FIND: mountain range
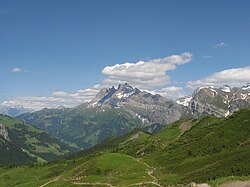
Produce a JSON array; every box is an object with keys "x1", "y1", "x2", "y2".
[
  {"x1": 177, "y1": 83, "x2": 250, "y2": 117},
  {"x1": 0, "y1": 83, "x2": 249, "y2": 186},
  {"x1": 17, "y1": 83, "x2": 250, "y2": 150}
]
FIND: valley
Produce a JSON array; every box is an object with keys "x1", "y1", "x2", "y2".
[{"x1": 0, "y1": 108, "x2": 249, "y2": 186}]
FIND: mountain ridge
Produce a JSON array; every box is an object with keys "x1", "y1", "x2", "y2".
[
  {"x1": 0, "y1": 114, "x2": 75, "y2": 166},
  {"x1": 17, "y1": 83, "x2": 250, "y2": 150}
]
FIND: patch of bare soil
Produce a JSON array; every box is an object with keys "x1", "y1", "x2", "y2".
[{"x1": 219, "y1": 180, "x2": 250, "y2": 187}]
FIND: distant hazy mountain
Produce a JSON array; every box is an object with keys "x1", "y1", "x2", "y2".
[{"x1": 0, "y1": 105, "x2": 33, "y2": 117}]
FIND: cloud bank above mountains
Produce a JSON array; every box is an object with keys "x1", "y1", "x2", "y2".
[
  {"x1": 2, "y1": 52, "x2": 250, "y2": 110},
  {"x1": 2, "y1": 52, "x2": 192, "y2": 110},
  {"x1": 102, "y1": 52, "x2": 192, "y2": 89},
  {"x1": 187, "y1": 66, "x2": 250, "y2": 88}
]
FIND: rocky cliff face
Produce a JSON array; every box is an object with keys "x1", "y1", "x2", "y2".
[
  {"x1": 0, "y1": 123, "x2": 10, "y2": 141},
  {"x1": 177, "y1": 84, "x2": 250, "y2": 117},
  {"x1": 88, "y1": 83, "x2": 188, "y2": 124}
]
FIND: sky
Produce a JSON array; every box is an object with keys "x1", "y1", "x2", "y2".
[{"x1": 0, "y1": 0, "x2": 250, "y2": 110}]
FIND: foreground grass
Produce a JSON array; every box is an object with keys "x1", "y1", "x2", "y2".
[{"x1": 0, "y1": 153, "x2": 153, "y2": 187}]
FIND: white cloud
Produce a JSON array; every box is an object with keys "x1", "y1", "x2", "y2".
[
  {"x1": 11, "y1": 67, "x2": 23, "y2": 73},
  {"x1": 148, "y1": 86, "x2": 185, "y2": 99},
  {"x1": 187, "y1": 66, "x2": 250, "y2": 89},
  {"x1": 1, "y1": 97, "x2": 68, "y2": 111},
  {"x1": 1, "y1": 85, "x2": 101, "y2": 110},
  {"x1": 215, "y1": 42, "x2": 226, "y2": 48},
  {"x1": 52, "y1": 86, "x2": 100, "y2": 102},
  {"x1": 102, "y1": 52, "x2": 192, "y2": 89}
]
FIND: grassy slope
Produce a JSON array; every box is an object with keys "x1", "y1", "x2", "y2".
[
  {"x1": 0, "y1": 115, "x2": 74, "y2": 166},
  {"x1": 17, "y1": 107, "x2": 143, "y2": 149},
  {"x1": 0, "y1": 153, "x2": 152, "y2": 187},
  {"x1": 140, "y1": 110, "x2": 250, "y2": 185},
  {"x1": 0, "y1": 109, "x2": 250, "y2": 186}
]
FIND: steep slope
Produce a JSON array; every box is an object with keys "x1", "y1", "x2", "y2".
[
  {"x1": 17, "y1": 83, "x2": 250, "y2": 151},
  {"x1": 88, "y1": 83, "x2": 188, "y2": 124},
  {"x1": 0, "y1": 115, "x2": 73, "y2": 166},
  {"x1": 18, "y1": 107, "x2": 143, "y2": 149},
  {"x1": 68, "y1": 109, "x2": 250, "y2": 185},
  {"x1": 177, "y1": 84, "x2": 250, "y2": 118},
  {"x1": 17, "y1": 83, "x2": 187, "y2": 150},
  {"x1": 143, "y1": 109, "x2": 250, "y2": 184}
]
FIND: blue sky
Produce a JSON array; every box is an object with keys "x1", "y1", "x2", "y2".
[{"x1": 0, "y1": 0, "x2": 250, "y2": 109}]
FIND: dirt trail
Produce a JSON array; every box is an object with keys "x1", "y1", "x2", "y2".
[
  {"x1": 135, "y1": 159, "x2": 163, "y2": 187},
  {"x1": 39, "y1": 177, "x2": 60, "y2": 187},
  {"x1": 72, "y1": 181, "x2": 115, "y2": 186},
  {"x1": 127, "y1": 181, "x2": 163, "y2": 186},
  {"x1": 218, "y1": 180, "x2": 250, "y2": 187},
  {"x1": 39, "y1": 158, "x2": 164, "y2": 187},
  {"x1": 70, "y1": 159, "x2": 162, "y2": 187}
]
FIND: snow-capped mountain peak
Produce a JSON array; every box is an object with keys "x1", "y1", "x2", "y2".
[
  {"x1": 115, "y1": 83, "x2": 140, "y2": 99},
  {"x1": 117, "y1": 82, "x2": 134, "y2": 92},
  {"x1": 86, "y1": 83, "x2": 187, "y2": 124},
  {"x1": 242, "y1": 83, "x2": 250, "y2": 91},
  {"x1": 219, "y1": 85, "x2": 231, "y2": 93}
]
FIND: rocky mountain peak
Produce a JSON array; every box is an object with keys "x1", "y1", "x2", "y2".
[
  {"x1": 188, "y1": 84, "x2": 250, "y2": 118},
  {"x1": 242, "y1": 83, "x2": 250, "y2": 91},
  {"x1": 86, "y1": 83, "x2": 187, "y2": 124},
  {"x1": 117, "y1": 82, "x2": 133, "y2": 91},
  {"x1": 219, "y1": 85, "x2": 231, "y2": 93},
  {"x1": 115, "y1": 83, "x2": 141, "y2": 99},
  {"x1": 91, "y1": 86, "x2": 116, "y2": 104},
  {"x1": 89, "y1": 83, "x2": 141, "y2": 107}
]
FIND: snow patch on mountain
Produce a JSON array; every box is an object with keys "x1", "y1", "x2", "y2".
[
  {"x1": 220, "y1": 85, "x2": 231, "y2": 93},
  {"x1": 87, "y1": 102, "x2": 99, "y2": 108},
  {"x1": 210, "y1": 88, "x2": 218, "y2": 95},
  {"x1": 241, "y1": 93, "x2": 247, "y2": 100},
  {"x1": 116, "y1": 91, "x2": 134, "y2": 99},
  {"x1": 176, "y1": 96, "x2": 192, "y2": 107},
  {"x1": 242, "y1": 83, "x2": 250, "y2": 91},
  {"x1": 136, "y1": 113, "x2": 149, "y2": 123},
  {"x1": 224, "y1": 110, "x2": 230, "y2": 117}
]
